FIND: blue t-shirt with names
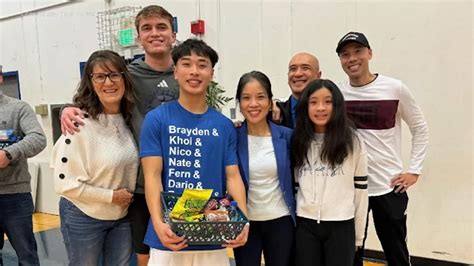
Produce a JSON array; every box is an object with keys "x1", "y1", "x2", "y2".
[{"x1": 139, "y1": 100, "x2": 238, "y2": 250}]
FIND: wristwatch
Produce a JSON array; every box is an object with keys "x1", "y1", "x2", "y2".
[{"x1": 3, "y1": 150, "x2": 12, "y2": 161}]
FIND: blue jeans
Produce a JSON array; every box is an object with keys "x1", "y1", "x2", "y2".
[
  {"x1": 0, "y1": 193, "x2": 39, "y2": 266},
  {"x1": 59, "y1": 197, "x2": 132, "y2": 266}
]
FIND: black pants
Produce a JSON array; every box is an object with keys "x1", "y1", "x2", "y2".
[
  {"x1": 128, "y1": 193, "x2": 150, "y2": 254},
  {"x1": 295, "y1": 217, "x2": 355, "y2": 266},
  {"x1": 354, "y1": 190, "x2": 410, "y2": 266},
  {"x1": 234, "y1": 215, "x2": 295, "y2": 266}
]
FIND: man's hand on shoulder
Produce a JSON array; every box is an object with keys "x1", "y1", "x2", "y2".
[
  {"x1": 272, "y1": 99, "x2": 282, "y2": 123},
  {"x1": 60, "y1": 107, "x2": 85, "y2": 135}
]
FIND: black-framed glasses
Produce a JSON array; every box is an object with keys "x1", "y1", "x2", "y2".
[{"x1": 90, "y1": 72, "x2": 123, "y2": 83}]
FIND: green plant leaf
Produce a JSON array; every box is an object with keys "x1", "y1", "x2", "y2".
[{"x1": 206, "y1": 80, "x2": 233, "y2": 110}]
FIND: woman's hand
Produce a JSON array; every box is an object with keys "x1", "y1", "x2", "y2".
[{"x1": 112, "y1": 188, "x2": 133, "y2": 207}]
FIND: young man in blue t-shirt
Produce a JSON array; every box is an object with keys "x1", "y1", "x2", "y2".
[{"x1": 140, "y1": 38, "x2": 249, "y2": 266}]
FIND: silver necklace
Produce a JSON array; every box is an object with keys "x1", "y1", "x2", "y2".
[
  {"x1": 111, "y1": 118, "x2": 122, "y2": 138},
  {"x1": 100, "y1": 114, "x2": 122, "y2": 138}
]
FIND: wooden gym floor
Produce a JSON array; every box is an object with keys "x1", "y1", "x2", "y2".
[{"x1": 1, "y1": 213, "x2": 385, "y2": 265}]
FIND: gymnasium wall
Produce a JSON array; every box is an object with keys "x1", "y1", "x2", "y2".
[{"x1": 0, "y1": 0, "x2": 472, "y2": 263}]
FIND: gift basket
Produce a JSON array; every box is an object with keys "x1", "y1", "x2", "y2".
[{"x1": 161, "y1": 189, "x2": 248, "y2": 245}]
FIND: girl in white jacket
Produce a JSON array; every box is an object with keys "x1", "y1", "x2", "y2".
[{"x1": 292, "y1": 79, "x2": 368, "y2": 266}]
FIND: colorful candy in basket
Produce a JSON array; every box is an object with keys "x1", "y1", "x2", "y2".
[
  {"x1": 170, "y1": 189, "x2": 213, "y2": 222},
  {"x1": 168, "y1": 189, "x2": 240, "y2": 222},
  {"x1": 162, "y1": 189, "x2": 248, "y2": 245}
]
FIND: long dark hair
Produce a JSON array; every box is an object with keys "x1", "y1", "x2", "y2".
[
  {"x1": 292, "y1": 79, "x2": 355, "y2": 169},
  {"x1": 73, "y1": 50, "x2": 135, "y2": 126}
]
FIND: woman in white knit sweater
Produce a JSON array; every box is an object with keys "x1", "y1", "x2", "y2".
[
  {"x1": 51, "y1": 50, "x2": 138, "y2": 266},
  {"x1": 292, "y1": 79, "x2": 368, "y2": 266}
]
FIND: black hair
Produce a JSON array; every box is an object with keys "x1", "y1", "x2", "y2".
[
  {"x1": 235, "y1": 70, "x2": 273, "y2": 101},
  {"x1": 73, "y1": 50, "x2": 135, "y2": 127},
  {"x1": 292, "y1": 79, "x2": 356, "y2": 169},
  {"x1": 172, "y1": 38, "x2": 219, "y2": 67}
]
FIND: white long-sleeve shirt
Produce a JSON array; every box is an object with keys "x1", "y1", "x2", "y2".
[
  {"x1": 51, "y1": 114, "x2": 138, "y2": 220},
  {"x1": 339, "y1": 74, "x2": 429, "y2": 196},
  {"x1": 295, "y1": 134, "x2": 368, "y2": 246}
]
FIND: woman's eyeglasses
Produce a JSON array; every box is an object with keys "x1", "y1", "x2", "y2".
[{"x1": 90, "y1": 72, "x2": 123, "y2": 83}]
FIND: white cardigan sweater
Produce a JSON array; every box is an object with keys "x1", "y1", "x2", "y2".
[{"x1": 51, "y1": 114, "x2": 138, "y2": 220}]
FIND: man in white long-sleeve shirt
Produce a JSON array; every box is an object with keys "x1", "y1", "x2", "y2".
[{"x1": 335, "y1": 32, "x2": 429, "y2": 266}]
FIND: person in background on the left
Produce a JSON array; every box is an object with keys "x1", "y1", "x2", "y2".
[
  {"x1": 233, "y1": 71, "x2": 295, "y2": 266},
  {"x1": 51, "y1": 50, "x2": 138, "y2": 266},
  {"x1": 0, "y1": 64, "x2": 47, "y2": 266}
]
